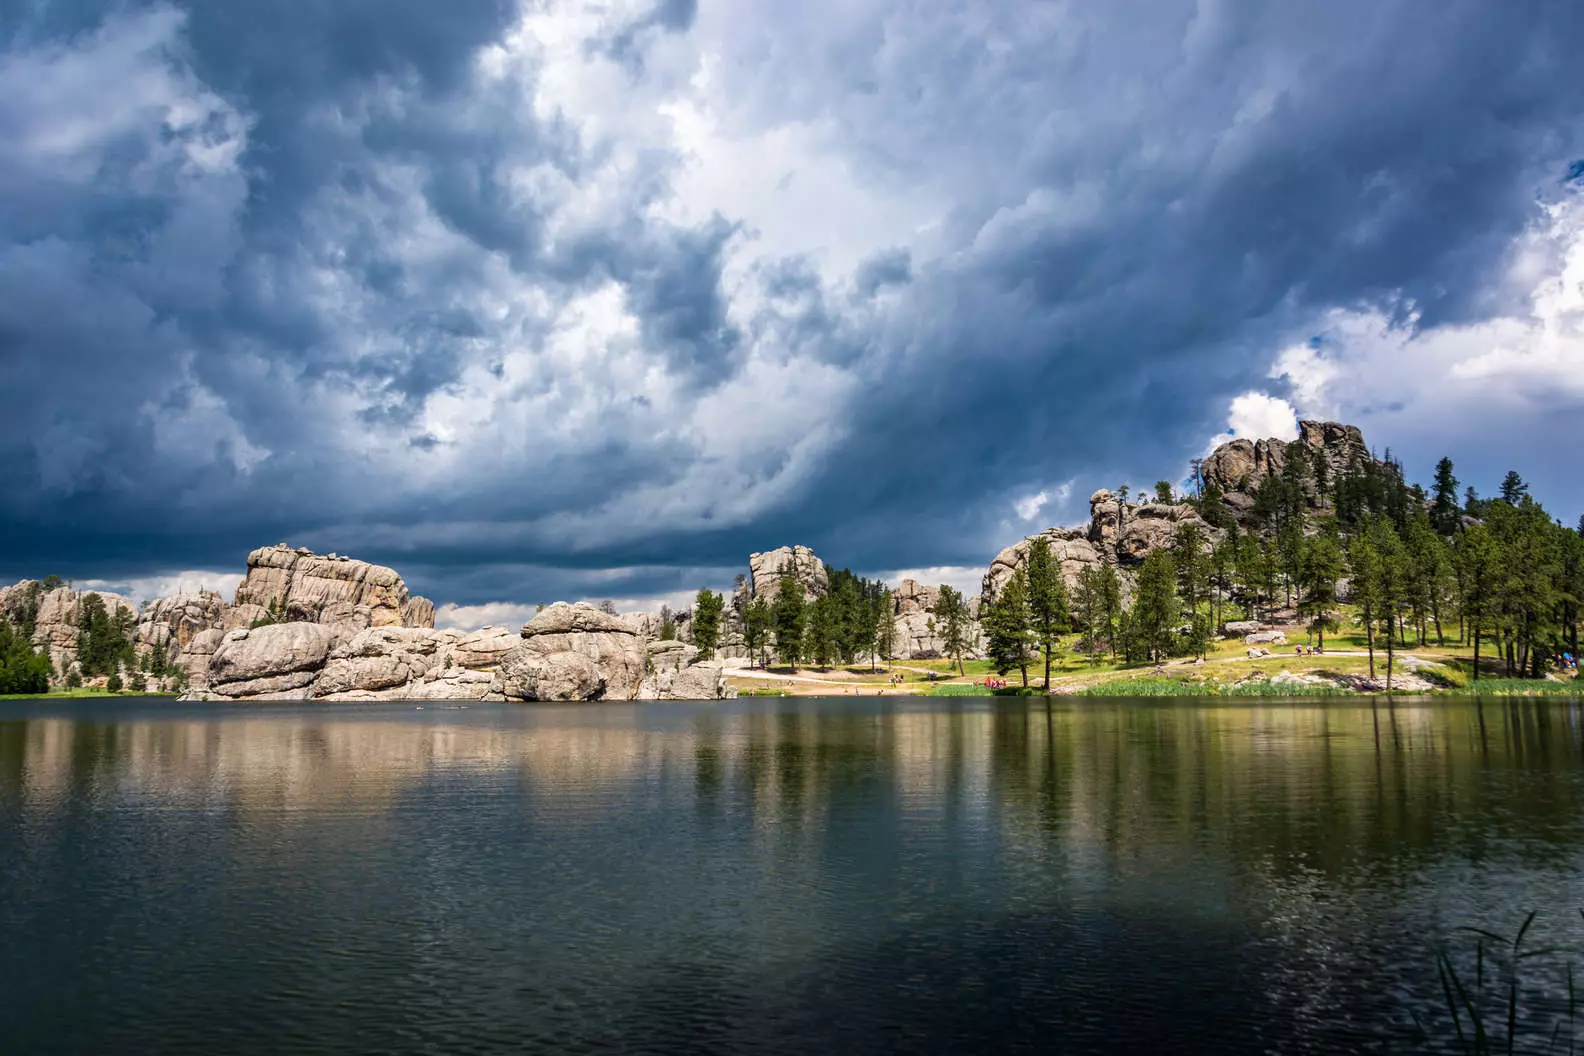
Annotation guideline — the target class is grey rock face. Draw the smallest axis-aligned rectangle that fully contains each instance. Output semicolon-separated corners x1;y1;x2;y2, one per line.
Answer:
204;623;335;699
232;544;434;629
496;602;646;701
748;545;828;605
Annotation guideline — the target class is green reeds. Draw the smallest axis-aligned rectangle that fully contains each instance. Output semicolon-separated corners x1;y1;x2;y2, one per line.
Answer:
1431;909;1582;1054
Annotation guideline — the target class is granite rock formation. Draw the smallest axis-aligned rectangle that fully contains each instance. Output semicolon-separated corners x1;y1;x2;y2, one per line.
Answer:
496;603;647;701
232;544;435;630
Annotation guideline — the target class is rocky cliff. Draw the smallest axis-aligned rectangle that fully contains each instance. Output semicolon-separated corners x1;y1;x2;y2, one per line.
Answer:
1200;419;1377;520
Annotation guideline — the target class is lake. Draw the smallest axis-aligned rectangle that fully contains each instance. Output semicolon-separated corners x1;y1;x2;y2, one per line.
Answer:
3;696;1583;1054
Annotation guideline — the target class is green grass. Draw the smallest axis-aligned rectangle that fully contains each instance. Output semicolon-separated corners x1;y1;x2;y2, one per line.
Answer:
1449;677;1583;697
1074;676;1350;697
0;688;173;700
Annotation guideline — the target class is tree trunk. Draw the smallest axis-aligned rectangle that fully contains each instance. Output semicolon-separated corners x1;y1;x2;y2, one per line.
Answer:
1471;619;1480;683
1042;645;1051;690
1385;631;1394;692
1364;612;1376;679
1019;658;1029;688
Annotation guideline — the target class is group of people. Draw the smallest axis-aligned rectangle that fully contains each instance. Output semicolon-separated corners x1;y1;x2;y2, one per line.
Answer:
1560;652;1578;673
1295;645;1325;656
979;678;1010;690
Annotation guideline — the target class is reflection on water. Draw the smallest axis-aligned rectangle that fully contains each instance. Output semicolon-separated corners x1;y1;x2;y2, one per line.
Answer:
2;697;1583;1054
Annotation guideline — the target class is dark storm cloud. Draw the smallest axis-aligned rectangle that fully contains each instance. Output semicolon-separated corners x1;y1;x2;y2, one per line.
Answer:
1;0;1581;606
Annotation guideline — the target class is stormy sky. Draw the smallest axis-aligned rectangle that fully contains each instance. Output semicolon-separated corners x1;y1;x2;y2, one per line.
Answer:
2;0;1582;624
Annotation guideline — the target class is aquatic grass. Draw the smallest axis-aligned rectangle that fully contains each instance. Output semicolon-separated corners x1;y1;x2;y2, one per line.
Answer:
1453;679;1583;698
1430;909;1583;1055
1074;677;1351;697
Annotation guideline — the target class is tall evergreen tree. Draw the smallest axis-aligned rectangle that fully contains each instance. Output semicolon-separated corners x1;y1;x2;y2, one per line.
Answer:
1499;471;1529;505
1347;527;1383;679
1297;529;1343;649
1025;537;1071;687
692;589;724;660
929;585;973;676
1130;550;1179;663
771;575;806;668
1430;457;1461;536
744;597;773;668
1172;523;1210;659
984;573;1034;686
1455;524;1498;682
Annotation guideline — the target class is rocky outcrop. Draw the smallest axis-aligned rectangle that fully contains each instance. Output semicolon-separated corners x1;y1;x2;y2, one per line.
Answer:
1201;419;1377;514
137;591;227;654
636;640;733;700
232;544;435;630
748;545;828;605
497;603;646;701
982;527;1106;600
1087;494;1222;564
888;579;986;660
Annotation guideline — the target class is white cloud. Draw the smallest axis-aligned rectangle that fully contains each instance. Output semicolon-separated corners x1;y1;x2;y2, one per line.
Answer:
1014;489;1049;521
1012;479;1074;522
79;570;244;607
873;565;986;598
1205;390;1298;455
434;601;539;630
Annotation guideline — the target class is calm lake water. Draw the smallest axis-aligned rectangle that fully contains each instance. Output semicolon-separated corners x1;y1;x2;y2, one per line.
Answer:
3;696;1584;1054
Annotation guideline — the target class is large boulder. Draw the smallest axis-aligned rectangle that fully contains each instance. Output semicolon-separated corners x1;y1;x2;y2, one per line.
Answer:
496;602;646;701
203;623;334;699
232;544;435;629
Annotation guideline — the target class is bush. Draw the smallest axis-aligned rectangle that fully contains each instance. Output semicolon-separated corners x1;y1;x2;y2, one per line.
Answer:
106;672;123;693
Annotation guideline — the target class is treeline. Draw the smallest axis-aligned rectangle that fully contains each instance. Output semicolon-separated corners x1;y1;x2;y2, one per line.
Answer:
0;620;52;693
981;454;1584;688
725;566;894;669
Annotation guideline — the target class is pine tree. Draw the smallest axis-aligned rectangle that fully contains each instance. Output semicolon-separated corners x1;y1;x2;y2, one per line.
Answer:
804;593;840;668
744;597;773;668
1430;457;1461;536
929;585;972;676
771;576;806;668
1297;529;1343;649
1371;520;1410;690
985;573;1034;686
1172;523;1210;659
1347;528;1383;679
1455;524;1498;681
692;589;724;660
659;605;676;641
1499;471;1529;505
1025;537;1071;687
1130;549;1179;663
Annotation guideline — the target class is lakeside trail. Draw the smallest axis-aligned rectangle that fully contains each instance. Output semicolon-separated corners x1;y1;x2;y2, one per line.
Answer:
726;650;1481;696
